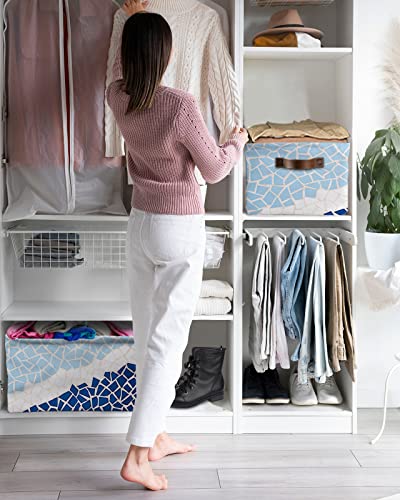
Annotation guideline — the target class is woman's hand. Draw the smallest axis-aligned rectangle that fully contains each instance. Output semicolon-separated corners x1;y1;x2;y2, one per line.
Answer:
123;0;148;16
233;126;249;145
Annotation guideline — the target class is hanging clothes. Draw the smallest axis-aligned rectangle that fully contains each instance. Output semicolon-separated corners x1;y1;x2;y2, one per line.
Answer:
249;234;272;373
104;0;240;158
3;0;126;221
269;234;290;370
298;235;332;384
281;229;307;361
200;0;230;44
324;237;356;381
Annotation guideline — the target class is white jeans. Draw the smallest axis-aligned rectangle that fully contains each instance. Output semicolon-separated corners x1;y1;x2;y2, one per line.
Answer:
126;208;206;447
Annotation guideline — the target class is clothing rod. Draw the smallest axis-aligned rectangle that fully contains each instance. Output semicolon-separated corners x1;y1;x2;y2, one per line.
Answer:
243;227;357;247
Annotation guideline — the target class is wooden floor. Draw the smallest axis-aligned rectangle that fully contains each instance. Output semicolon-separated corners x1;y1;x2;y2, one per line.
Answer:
0;409;400;500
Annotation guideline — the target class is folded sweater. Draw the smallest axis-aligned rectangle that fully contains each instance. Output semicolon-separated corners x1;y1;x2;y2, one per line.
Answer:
195;297;232;316
200;280;233;300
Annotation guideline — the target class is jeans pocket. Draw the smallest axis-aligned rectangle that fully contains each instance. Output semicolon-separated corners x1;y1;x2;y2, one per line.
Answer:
145;216;205;263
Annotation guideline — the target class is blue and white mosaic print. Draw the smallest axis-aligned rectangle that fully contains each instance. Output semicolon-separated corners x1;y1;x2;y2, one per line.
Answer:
6;336;136;413
245;142;350;216
26;363;136;412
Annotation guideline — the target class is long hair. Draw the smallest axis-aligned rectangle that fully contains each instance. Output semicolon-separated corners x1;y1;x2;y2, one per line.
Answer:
121;12;172;113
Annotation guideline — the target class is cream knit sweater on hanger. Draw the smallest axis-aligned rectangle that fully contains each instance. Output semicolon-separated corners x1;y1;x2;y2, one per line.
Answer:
104;0;240;158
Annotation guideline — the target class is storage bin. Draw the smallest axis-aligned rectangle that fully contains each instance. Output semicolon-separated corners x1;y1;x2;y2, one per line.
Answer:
245;142;350;216
5;335;136;413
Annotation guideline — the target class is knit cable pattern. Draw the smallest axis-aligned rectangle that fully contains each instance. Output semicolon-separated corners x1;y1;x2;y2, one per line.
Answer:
104;2;241;157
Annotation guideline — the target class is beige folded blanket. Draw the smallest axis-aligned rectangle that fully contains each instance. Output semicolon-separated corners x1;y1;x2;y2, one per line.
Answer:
248;119;350;142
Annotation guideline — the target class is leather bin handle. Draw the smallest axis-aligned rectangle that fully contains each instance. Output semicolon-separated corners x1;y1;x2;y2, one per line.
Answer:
275;157;324;170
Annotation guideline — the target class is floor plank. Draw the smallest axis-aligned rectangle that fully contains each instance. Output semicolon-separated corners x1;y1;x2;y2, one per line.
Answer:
3;433;400;454
0;493;59;500
0;454;18;473
352;450;400;468
358;409;400;435
0;469;219;492
218;468;400;489
14;449;358;472
0;435;129;453
58;487;400;500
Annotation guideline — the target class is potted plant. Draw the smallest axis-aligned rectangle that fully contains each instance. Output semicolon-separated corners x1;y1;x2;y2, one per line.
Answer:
358;125;400;270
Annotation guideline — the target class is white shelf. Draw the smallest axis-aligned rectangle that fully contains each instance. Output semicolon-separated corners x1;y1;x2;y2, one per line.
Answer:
14;211;234;222
242;403;352;417
0;401;233;434
243;214;352;222
0;400;232;419
241;404;353;434
1;301;233;322
243;47;353;61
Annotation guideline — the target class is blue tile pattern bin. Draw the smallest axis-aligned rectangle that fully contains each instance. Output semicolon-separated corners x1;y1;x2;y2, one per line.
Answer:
245;142;350;216
5;336;136;413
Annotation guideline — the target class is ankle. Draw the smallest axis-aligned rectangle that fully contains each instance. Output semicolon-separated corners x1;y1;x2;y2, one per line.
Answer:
126;445;150;465
155;432;169;444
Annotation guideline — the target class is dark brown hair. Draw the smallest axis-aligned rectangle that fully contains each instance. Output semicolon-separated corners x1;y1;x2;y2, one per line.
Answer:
121;12;172;113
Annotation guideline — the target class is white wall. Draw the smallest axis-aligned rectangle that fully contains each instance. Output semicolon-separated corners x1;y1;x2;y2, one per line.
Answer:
355;0;400;407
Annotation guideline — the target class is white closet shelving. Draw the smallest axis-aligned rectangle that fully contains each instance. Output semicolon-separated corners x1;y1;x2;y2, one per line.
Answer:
0;0;357;435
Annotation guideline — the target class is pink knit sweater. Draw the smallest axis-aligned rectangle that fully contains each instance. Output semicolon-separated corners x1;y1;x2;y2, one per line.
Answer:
106;82;244;214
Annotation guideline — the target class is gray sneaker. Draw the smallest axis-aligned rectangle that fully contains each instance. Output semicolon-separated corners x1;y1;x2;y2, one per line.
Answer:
315;376;343;405
290;370;318;406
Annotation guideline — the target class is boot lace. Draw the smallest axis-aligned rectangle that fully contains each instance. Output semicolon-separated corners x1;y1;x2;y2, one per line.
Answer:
176;355;200;395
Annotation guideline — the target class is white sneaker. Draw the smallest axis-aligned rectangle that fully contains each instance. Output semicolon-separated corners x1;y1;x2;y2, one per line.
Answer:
315;376;343;405
290;371;318;406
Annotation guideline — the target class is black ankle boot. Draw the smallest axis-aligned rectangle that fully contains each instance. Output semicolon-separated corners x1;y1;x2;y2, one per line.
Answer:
172;346;225;409
242;364;265;404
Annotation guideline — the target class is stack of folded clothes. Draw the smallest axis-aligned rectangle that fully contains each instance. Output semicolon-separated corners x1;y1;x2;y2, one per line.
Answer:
21;233;84;268
195;280;234;316
6;321;133;341
247;119;350;143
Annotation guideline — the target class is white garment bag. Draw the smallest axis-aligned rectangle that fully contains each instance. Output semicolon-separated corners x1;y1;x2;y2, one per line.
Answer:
3;0;127;220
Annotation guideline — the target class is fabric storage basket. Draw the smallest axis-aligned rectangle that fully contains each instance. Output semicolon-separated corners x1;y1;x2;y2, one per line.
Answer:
6;335;136;413
245;141;350;216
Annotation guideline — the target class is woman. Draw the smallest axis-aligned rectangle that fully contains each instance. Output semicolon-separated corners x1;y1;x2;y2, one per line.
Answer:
107;0;248;491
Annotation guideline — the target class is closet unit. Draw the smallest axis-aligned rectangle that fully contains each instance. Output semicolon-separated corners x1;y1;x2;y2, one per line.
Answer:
0;0;357;435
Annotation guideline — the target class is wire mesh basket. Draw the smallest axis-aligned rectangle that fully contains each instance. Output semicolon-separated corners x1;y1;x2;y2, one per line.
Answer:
8;224;230;271
250;0;334;6
8;224;127;270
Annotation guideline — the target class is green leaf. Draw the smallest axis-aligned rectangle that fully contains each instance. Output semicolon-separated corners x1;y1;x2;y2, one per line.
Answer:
390;200;400;229
382;182;394;206
363;137;384;164
368;192;382;228
388;155;400;180
385;214;394;232
375;166;390;192
375;129;389;138
390;178;400;196
391;129;400;154
360;171;370;199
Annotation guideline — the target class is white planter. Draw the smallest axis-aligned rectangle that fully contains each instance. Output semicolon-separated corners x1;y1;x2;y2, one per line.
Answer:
365;231;400;270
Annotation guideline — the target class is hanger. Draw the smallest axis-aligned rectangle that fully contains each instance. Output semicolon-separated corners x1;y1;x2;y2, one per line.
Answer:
310;231;322;243
326;231;340;244
276;231;287;244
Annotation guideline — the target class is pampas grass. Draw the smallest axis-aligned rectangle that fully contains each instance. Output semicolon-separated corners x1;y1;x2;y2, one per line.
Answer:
383;18;400;123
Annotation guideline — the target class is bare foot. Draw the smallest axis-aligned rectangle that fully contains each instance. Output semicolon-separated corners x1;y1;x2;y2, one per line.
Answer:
149;432;195;462
120;456;168;491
